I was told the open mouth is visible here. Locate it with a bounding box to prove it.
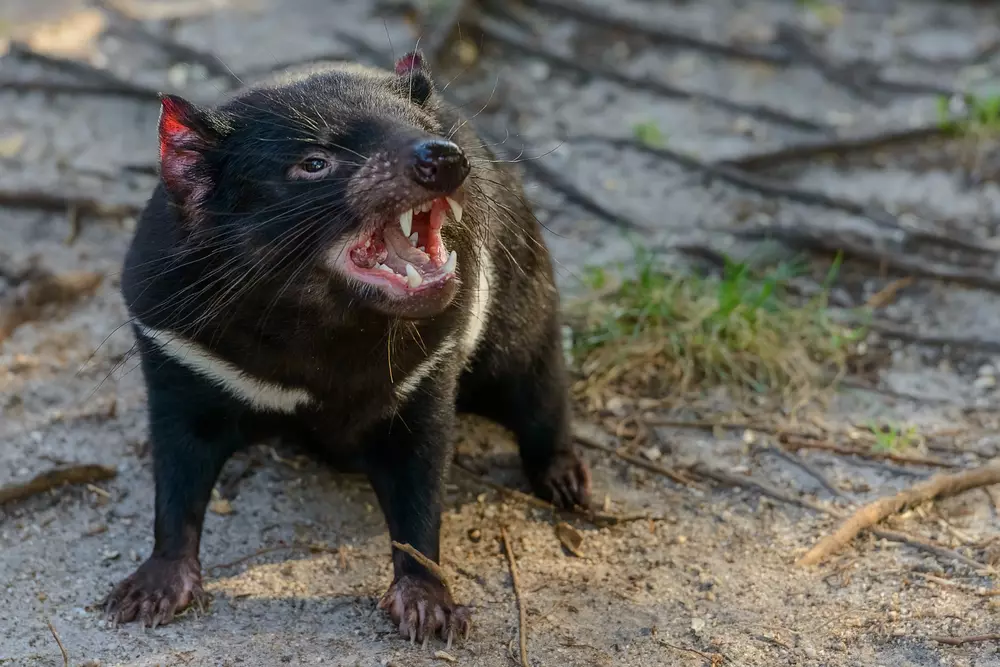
[345,195,464,295]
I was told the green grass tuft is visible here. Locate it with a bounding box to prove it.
[632,121,666,148]
[868,421,921,453]
[569,246,863,397]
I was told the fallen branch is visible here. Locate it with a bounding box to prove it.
[93,0,241,86]
[420,0,474,62]
[206,543,339,574]
[6,41,164,100]
[523,0,789,65]
[866,321,1000,354]
[392,541,453,598]
[736,225,1000,294]
[721,125,949,171]
[577,135,992,254]
[0,189,142,219]
[797,460,1000,566]
[780,434,956,469]
[0,78,162,101]
[774,24,952,102]
[47,619,69,667]
[928,634,1000,646]
[1,270,104,343]
[689,462,836,516]
[474,15,827,133]
[0,464,116,504]
[500,526,529,667]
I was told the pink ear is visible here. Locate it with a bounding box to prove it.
[394,51,424,76]
[158,94,216,211]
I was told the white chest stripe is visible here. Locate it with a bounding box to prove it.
[135,323,315,413]
[394,336,457,400]
[461,250,493,354]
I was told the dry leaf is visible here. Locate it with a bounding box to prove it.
[0,133,25,158]
[555,522,584,557]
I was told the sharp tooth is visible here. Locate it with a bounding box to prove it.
[399,209,413,237]
[376,263,393,272]
[408,232,419,246]
[442,250,457,273]
[417,246,426,253]
[405,263,423,288]
[446,197,463,223]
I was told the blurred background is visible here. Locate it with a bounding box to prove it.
[3,1,1000,666]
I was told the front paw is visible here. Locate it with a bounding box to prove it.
[103,555,205,628]
[378,575,472,646]
[527,449,592,509]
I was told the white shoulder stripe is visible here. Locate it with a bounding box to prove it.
[134,323,315,413]
[461,249,493,354]
[394,336,457,400]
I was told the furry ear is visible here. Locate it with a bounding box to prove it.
[158,94,222,217]
[394,50,433,105]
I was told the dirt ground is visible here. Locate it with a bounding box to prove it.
[3,0,1000,665]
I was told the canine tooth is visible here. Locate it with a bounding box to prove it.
[408,232,419,246]
[376,263,393,272]
[446,197,463,223]
[405,263,423,288]
[418,246,426,253]
[443,250,457,273]
[399,209,413,237]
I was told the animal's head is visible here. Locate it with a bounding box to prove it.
[156,51,475,320]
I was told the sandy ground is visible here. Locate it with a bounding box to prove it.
[2,0,1000,665]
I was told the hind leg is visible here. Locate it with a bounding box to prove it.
[458,329,591,508]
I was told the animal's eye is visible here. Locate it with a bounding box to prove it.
[300,157,328,173]
[290,154,334,180]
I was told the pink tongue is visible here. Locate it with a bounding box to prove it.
[383,225,430,272]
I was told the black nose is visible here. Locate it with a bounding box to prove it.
[410,140,470,192]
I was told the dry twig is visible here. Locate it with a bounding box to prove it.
[1,270,104,343]
[869,528,986,571]
[47,619,69,667]
[798,461,1000,566]
[0,189,142,219]
[206,543,339,574]
[755,445,844,498]
[573,425,693,485]
[779,434,956,469]
[500,526,529,667]
[927,634,1000,646]
[392,541,453,598]
[92,0,241,86]
[0,464,116,504]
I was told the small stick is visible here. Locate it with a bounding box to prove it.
[755,445,845,498]
[392,541,452,598]
[689,463,838,516]
[927,634,1000,646]
[500,526,529,667]
[0,79,163,101]
[206,543,339,574]
[572,427,693,485]
[798,461,1000,566]
[736,225,1000,295]
[865,321,1000,354]
[869,528,987,571]
[780,434,956,469]
[0,189,142,219]
[658,640,724,665]
[92,0,241,86]
[47,619,69,667]
[0,464,116,504]
[6,42,164,99]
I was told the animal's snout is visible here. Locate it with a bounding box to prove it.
[410,139,470,193]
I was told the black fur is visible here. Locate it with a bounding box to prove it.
[104,54,590,641]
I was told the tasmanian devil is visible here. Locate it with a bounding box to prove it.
[102,51,591,643]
